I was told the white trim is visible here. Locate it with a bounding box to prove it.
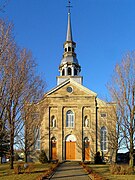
[66,134,76,142]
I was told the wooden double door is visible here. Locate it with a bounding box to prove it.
[66,141,76,160]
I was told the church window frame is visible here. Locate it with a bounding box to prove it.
[84,137,89,148]
[66,110,74,128]
[100,113,107,118]
[72,47,74,52]
[62,69,65,76]
[74,68,77,76]
[66,86,73,93]
[67,67,72,75]
[68,46,71,51]
[51,137,57,147]
[100,126,107,151]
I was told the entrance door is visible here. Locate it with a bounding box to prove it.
[66,141,75,160]
[51,138,57,160]
[85,141,90,161]
[65,134,76,160]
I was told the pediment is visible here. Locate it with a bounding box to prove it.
[45,78,97,97]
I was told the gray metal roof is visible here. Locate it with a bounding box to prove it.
[61,56,78,65]
[66,12,73,41]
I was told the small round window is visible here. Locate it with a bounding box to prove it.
[67,86,73,93]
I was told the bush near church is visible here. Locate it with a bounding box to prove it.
[39,150,48,163]
[94,151,103,164]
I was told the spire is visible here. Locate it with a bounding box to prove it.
[57,0,82,85]
[66,12,73,41]
[66,0,72,41]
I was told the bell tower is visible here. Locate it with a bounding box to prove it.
[57,1,82,85]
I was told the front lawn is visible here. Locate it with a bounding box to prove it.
[87,164,135,180]
[0,162,53,180]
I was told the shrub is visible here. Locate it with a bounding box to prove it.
[14,164,22,174]
[94,151,102,164]
[39,150,48,164]
[109,164,133,175]
[14,152,20,161]
[25,163,34,173]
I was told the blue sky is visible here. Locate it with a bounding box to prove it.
[1,0,135,100]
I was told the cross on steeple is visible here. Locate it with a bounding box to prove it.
[66,0,72,13]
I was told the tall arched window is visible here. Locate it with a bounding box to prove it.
[68,47,71,51]
[66,110,74,128]
[101,126,107,151]
[62,69,65,76]
[68,67,71,75]
[74,68,77,76]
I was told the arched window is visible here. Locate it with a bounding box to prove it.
[62,69,65,76]
[65,48,67,52]
[72,47,74,52]
[74,68,77,76]
[68,67,71,75]
[66,110,74,128]
[84,137,89,145]
[101,126,107,151]
[84,116,89,127]
[51,137,56,145]
[51,116,56,128]
[68,47,71,51]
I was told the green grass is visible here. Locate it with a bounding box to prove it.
[88,164,135,180]
[0,162,52,180]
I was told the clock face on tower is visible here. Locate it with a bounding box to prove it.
[66,86,73,93]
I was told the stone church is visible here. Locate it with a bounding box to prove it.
[36,9,116,162]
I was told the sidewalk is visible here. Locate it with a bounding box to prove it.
[50,161,91,180]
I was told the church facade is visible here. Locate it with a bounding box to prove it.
[38,10,116,162]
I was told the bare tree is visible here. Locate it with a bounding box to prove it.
[0,19,45,169]
[0,0,10,12]
[107,51,135,168]
[106,105,124,162]
[16,102,48,163]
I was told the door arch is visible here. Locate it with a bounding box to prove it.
[51,137,57,160]
[84,137,90,161]
[65,134,76,160]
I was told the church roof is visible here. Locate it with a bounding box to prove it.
[96,98,116,107]
[60,56,79,64]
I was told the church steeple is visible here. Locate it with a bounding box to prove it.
[57,1,82,85]
[66,12,73,41]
